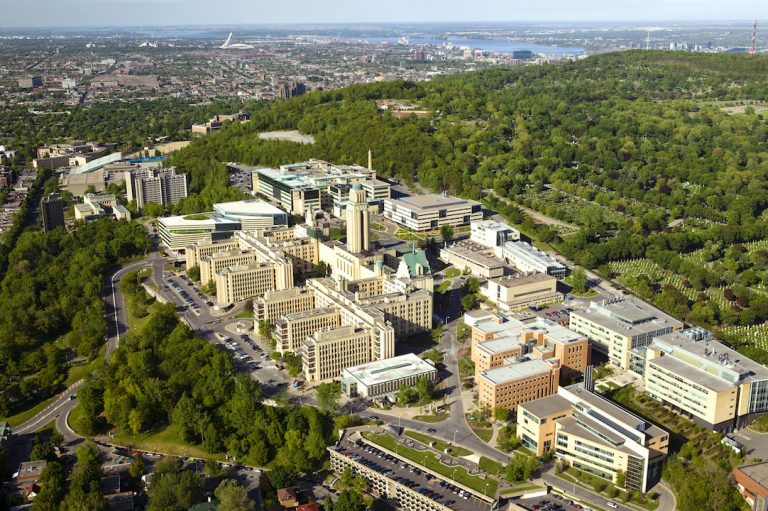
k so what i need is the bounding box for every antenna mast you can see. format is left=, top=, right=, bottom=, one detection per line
left=646, top=31, right=651, bottom=50
left=751, top=20, right=757, bottom=57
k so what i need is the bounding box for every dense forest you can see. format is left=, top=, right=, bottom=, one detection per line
left=78, top=277, right=345, bottom=475
left=168, top=50, right=768, bottom=349
left=0, top=219, right=150, bottom=417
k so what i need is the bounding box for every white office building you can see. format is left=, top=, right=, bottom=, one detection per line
left=341, top=353, right=438, bottom=399
left=470, top=220, right=520, bottom=248
left=384, top=193, right=483, bottom=232
left=498, top=241, right=567, bottom=278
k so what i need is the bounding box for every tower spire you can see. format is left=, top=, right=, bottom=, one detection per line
left=368, top=149, right=372, bottom=171
left=751, top=20, right=758, bottom=58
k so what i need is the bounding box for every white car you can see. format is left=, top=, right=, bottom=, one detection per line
left=607, top=502, right=618, bottom=509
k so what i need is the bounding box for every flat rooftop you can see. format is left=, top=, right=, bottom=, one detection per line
left=652, top=330, right=768, bottom=384
left=281, top=307, right=339, bottom=322
left=158, top=212, right=240, bottom=228
left=473, top=219, right=517, bottom=232
left=441, top=241, right=505, bottom=269
left=343, top=353, right=436, bottom=387
left=502, top=241, right=565, bottom=270
left=479, top=357, right=553, bottom=385
left=573, top=298, right=683, bottom=337
left=519, top=394, right=571, bottom=418
left=491, top=272, right=555, bottom=288
left=213, top=199, right=286, bottom=217
left=649, top=353, right=735, bottom=392
left=566, top=386, right=667, bottom=439
left=736, top=462, right=768, bottom=493
left=388, top=193, right=481, bottom=213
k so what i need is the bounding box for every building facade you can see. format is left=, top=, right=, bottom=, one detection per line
left=125, top=167, right=188, bottom=210
left=569, top=298, right=684, bottom=369
left=518, top=386, right=668, bottom=493
left=439, top=241, right=505, bottom=279
left=302, top=325, right=375, bottom=382
left=498, top=241, right=567, bottom=278
left=40, top=193, right=65, bottom=232
left=274, top=307, right=341, bottom=353
left=482, top=272, right=561, bottom=311
left=384, top=193, right=483, bottom=232
left=253, top=287, right=315, bottom=322
left=641, top=328, right=768, bottom=432
left=341, top=353, right=438, bottom=399
left=470, top=220, right=520, bottom=248
left=734, top=462, right=768, bottom=511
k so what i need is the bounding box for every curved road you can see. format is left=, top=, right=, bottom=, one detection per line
left=12, top=256, right=163, bottom=441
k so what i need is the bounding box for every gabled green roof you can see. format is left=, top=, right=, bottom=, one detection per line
left=402, top=249, right=430, bottom=276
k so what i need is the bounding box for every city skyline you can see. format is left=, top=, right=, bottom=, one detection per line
left=3, top=0, right=764, bottom=29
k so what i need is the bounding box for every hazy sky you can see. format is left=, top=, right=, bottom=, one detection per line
left=4, top=0, right=764, bottom=28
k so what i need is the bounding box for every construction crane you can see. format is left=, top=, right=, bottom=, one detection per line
left=751, top=20, right=758, bottom=57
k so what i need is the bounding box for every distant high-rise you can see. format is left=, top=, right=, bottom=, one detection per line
left=40, top=193, right=65, bottom=232
left=278, top=81, right=306, bottom=99
left=346, top=183, right=370, bottom=254
left=124, top=167, right=188, bottom=211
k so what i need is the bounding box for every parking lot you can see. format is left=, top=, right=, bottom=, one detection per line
left=164, top=272, right=211, bottom=315
left=336, top=436, right=491, bottom=511
left=517, top=494, right=609, bottom=511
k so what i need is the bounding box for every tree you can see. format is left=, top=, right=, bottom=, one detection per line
left=493, top=407, right=512, bottom=422
left=214, top=479, right=255, bottom=511
left=31, top=461, right=66, bottom=511
left=129, top=454, right=146, bottom=480
left=316, top=381, right=342, bottom=413
left=267, top=464, right=296, bottom=489
left=257, top=320, right=271, bottom=340
left=571, top=267, right=587, bottom=294
left=30, top=432, right=57, bottom=461
left=615, top=469, right=626, bottom=489
left=186, top=266, right=200, bottom=282
left=331, top=489, right=364, bottom=511
left=148, top=465, right=203, bottom=511
left=415, top=376, right=434, bottom=404
left=440, top=224, right=454, bottom=244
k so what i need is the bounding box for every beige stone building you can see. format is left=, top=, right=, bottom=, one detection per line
left=274, top=307, right=341, bottom=353
left=569, top=298, right=683, bottom=369
left=214, top=263, right=278, bottom=305
left=639, top=328, right=768, bottom=432
left=302, top=325, right=376, bottom=382
left=438, top=240, right=506, bottom=279
left=517, top=386, right=669, bottom=493
left=253, top=287, right=315, bottom=323
left=482, top=272, right=561, bottom=311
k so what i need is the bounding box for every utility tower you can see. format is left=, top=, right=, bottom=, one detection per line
left=751, top=20, right=758, bottom=57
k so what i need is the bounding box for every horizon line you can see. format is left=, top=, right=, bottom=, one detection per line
left=1, top=18, right=763, bottom=31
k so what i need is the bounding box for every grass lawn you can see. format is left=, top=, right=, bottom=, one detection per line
left=558, top=468, right=659, bottom=511
left=444, top=267, right=462, bottom=278
left=405, top=430, right=472, bottom=457
left=456, top=322, right=470, bottom=343
left=68, top=402, right=85, bottom=432
left=329, top=227, right=346, bottom=241
left=234, top=309, right=253, bottom=319
left=2, top=394, right=60, bottom=427
left=479, top=456, right=504, bottom=476
left=413, top=413, right=450, bottom=423
left=365, top=433, right=497, bottom=497
left=470, top=426, right=493, bottom=443
left=370, top=222, right=386, bottom=231
left=499, top=485, right=543, bottom=496
left=110, top=425, right=227, bottom=461
left=437, top=281, right=451, bottom=294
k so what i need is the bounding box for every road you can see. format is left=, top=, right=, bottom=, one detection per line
left=541, top=471, right=677, bottom=511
